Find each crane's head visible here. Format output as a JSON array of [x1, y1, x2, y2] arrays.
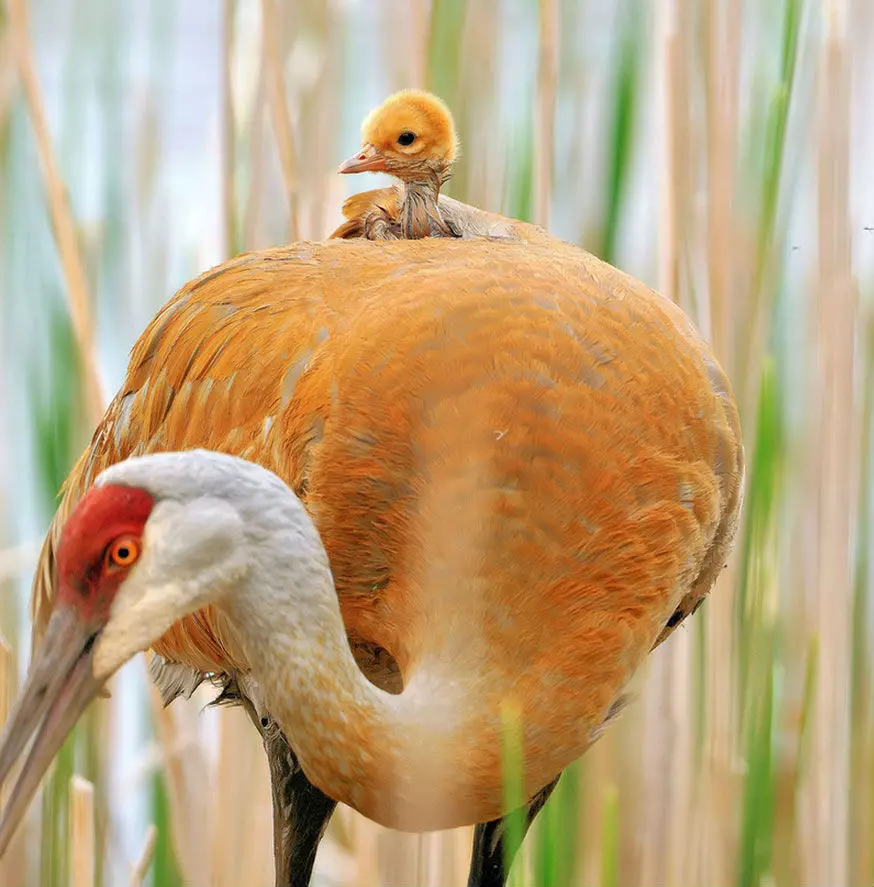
[[0, 450, 303, 857], [338, 89, 459, 185]]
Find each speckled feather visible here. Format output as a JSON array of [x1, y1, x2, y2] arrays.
[[330, 191, 547, 243], [30, 235, 742, 803]]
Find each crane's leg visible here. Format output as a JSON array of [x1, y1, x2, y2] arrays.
[[466, 774, 562, 887], [231, 680, 337, 887], [261, 723, 338, 887], [363, 208, 401, 240]]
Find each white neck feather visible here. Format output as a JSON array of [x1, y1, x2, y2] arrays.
[[221, 513, 398, 801]]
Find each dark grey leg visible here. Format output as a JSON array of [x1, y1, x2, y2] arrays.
[[261, 723, 338, 887], [466, 775, 562, 887]]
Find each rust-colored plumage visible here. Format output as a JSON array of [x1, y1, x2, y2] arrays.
[[334, 90, 460, 240], [22, 233, 742, 859], [31, 233, 741, 717]]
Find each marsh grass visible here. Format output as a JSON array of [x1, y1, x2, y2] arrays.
[[0, 0, 870, 885], [500, 701, 526, 887]]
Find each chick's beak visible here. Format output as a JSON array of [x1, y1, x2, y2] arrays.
[[0, 603, 105, 858], [337, 143, 387, 174]]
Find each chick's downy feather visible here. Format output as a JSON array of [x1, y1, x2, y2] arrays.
[[336, 90, 461, 240]]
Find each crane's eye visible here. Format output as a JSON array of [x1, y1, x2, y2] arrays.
[[105, 536, 141, 571], [397, 131, 416, 147]]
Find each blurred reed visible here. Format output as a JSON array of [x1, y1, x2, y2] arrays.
[[69, 776, 95, 887], [0, 0, 870, 885], [129, 825, 157, 887]]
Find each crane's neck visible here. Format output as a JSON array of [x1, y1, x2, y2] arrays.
[[215, 517, 450, 829]]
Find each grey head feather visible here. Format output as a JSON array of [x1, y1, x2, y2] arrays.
[[96, 448, 292, 509]]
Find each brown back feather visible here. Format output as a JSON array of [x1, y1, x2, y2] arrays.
[[31, 237, 742, 720]]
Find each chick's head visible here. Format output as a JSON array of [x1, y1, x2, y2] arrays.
[[339, 90, 459, 183]]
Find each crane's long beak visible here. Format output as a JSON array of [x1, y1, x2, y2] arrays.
[[337, 143, 387, 174], [0, 603, 104, 858]]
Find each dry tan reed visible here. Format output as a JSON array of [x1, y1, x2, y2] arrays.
[[802, 6, 855, 883], [409, 1, 431, 89], [639, 6, 686, 884], [0, 29, 16, 126], [261, 0, 301, 243], [706, 0, 742, 365], [68, 776, 95, 887], [534, 0, 559, 229], [242, 60, 269, 250], [128, 825, 157, 887], [222, 0, 240, 258], [0, 634, 10, 732], [700, 2, 743, 883], [0, 635, 26, 885]]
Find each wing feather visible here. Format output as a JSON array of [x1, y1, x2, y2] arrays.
[[30, 237, 742, 725], [329, 190, 549, 244]]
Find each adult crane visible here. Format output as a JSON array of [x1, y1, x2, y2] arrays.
[[0, 230, 743, 884]]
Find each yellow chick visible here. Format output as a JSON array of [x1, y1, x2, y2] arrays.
[[336, 89, 460, 240]]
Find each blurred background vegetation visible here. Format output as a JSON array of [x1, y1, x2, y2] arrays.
[[0, 0, 870, 885]]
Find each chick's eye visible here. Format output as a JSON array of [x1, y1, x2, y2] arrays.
[[397, 131, 416, 147], [105, 536, 140, 571]]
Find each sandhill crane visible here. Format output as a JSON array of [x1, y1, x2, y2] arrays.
[[0, 233, 742, 883], [335, 89, 459, 240], [34, 205, 566, 887]]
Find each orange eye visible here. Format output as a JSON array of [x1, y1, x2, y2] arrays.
[[105, 536, 140, 571]]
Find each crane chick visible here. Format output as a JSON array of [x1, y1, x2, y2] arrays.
[[336, 89, 460, 240]]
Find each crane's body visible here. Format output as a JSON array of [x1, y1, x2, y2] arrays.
[[3, 232, 742, 861]]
